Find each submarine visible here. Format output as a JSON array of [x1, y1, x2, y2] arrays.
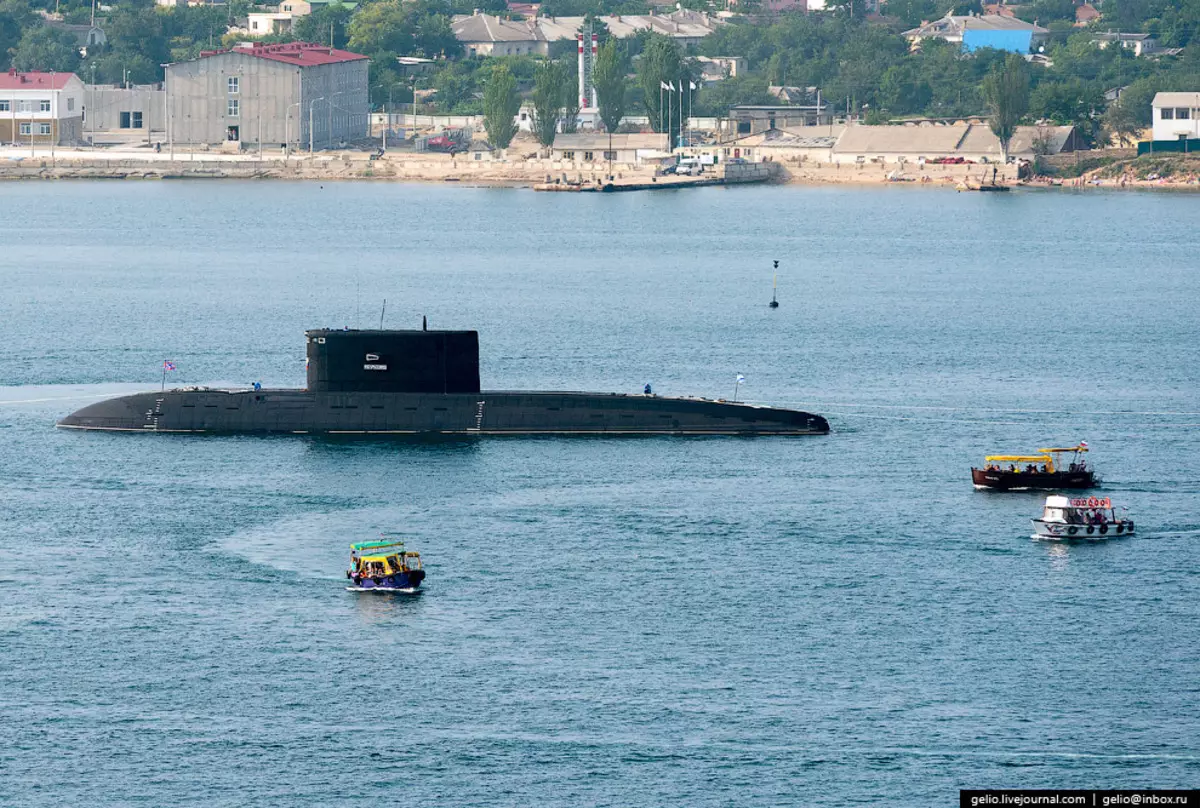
[[57, 328, 829, 436]]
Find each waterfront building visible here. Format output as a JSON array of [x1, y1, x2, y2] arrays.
[[903, 13, 1049, 53], [0, 70, 85, 146], [1150, 93, 1200, 142], [164, 42, 369, 150], [83, 84, 167, 144], [549, 133, 669, 165]]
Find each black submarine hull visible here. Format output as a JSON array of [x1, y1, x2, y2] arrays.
[[57, 389, 828, 436]]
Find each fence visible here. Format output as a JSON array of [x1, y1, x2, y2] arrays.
[[1137, 139, 1200, 155]]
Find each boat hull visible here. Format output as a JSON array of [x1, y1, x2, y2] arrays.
[[1031, 519, 1134, 540], [972, 468, 1095, 490], [349, 569, 426, 590], [57, 389, 829, 436]]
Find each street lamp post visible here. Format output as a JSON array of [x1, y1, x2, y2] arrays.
[[285, 101, 300, 160], [309, 96, 324, 154]]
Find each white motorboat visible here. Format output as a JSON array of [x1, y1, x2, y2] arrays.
[[1031, 495, 1135, 540]]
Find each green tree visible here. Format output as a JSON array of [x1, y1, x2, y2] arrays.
[[293, 2, 353, 49], [483, 63, 519, 149], [0, 0, 37, 70], [530, 59, 566, 147], [10, 26, 82, 73], [83, 52, 160, 85], [638, 33, 686, 145], [592, 39, 626, 134], [434, 61, 477, 113], [982, 53, 1030, 161]]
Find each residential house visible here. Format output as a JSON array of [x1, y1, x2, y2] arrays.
[[1090, 32, 1158, 57], [1074, 3, 1101, 26], [43, 20, 107, 56], [1151, 92, 1200, 141], [695, 56, 745, 85], [452, 14, 547, 57], [903, 13, 1049, 54], [164, 41, 369, 148], [453, 10, 722, 56], [0, 69, 86, 146], [247, 11, 297, 35], [549, 133, 669, 165]]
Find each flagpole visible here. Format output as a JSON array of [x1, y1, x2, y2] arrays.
[[659, 84, 664, 135], [162, 362, 167, 391], [733, 376, 741, 403]]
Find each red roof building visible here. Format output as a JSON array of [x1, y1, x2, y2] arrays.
[[1, 69, 86, 146], [229, 42, 369, 67], [0, 69, 79, 91]]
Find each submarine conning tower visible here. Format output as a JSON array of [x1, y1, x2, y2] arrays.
[[305, 329, 481, 394]]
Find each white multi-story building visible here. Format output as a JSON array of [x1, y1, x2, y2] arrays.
[[1151, 92, 1200, 141], [0, 70, 86, 146]]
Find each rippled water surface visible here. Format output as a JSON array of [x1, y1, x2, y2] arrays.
[[2, 182, 1199, 806]]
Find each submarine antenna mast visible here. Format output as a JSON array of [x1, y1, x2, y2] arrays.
[[769, 260, 779, 309], [379, 299, 387, 330]]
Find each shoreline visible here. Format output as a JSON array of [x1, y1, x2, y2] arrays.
[[3, 147, 1198, 191]]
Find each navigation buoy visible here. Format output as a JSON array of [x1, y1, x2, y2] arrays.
[[769, 260, 780, 308]]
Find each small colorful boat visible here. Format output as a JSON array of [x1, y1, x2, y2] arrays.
[[347, 537, 425, 592], [1031, 495, 1135, 540], [972, 443, 1096, 490]]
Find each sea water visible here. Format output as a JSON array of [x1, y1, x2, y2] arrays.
[[1, 182, 1198, 806]]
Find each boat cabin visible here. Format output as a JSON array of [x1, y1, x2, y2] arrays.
[[349, 540, 423, 578], [1041, 495, 1116, 525]]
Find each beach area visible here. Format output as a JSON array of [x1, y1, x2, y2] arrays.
[[5, 143, 1198, 191]]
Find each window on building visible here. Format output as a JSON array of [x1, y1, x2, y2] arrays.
[[737, 121, 751, 134], [19, 122, 31, 135], [583, 151, 594, 161], [228, 99, 240, 117], [39, 123, 51, 135], [1161, 108, 1174, 120], [17, 100, 32, 113], [132, 111, 143, 128], [120, 111, 131, 128], [39, 99, 51, 112], [0, 100, 8, 112], [228, 76, 239, 94], [563, 151, 575, 160], [1177, 108, 1191, 119], [603, 150, 616, 161], [67, 98, 74, 111]]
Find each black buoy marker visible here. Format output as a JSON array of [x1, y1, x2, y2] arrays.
[[769, 260, 780, 308]]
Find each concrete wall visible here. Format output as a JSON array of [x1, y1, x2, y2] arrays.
[[166, 52, 368, 148], [84, 85, 167, 139]]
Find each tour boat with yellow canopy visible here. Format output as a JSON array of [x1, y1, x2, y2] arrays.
[[347, 536, 425, 592], [1031, 495, 1134, 540], [971, 442, 1096, 490]]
